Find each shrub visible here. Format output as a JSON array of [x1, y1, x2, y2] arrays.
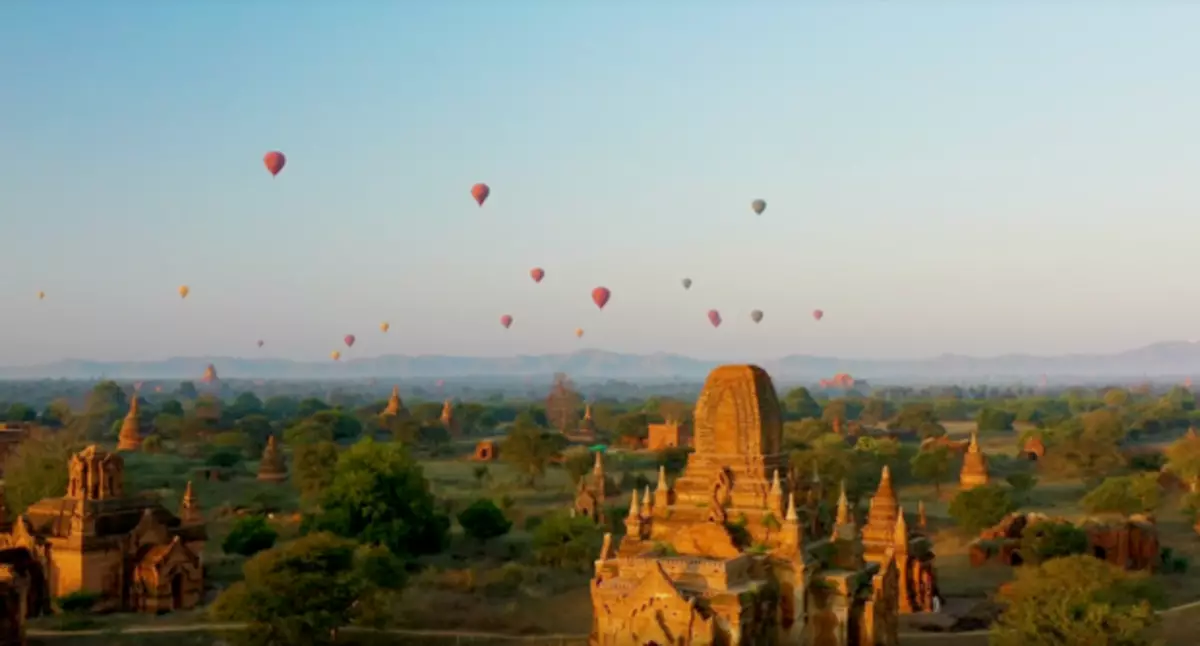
[[222, 515, 278, 557]]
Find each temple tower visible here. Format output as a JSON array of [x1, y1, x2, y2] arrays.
[[179, 481, 203, 526], [440, 400, 461, 437], [861, 466, 899, 565], [116, 398, 142, 452], [257, 436, 287, 483], [959, 432, 990, 490], [381, 386, 406, 417]]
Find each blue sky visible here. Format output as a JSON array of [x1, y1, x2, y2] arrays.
[[3, 2, 1199, 364]]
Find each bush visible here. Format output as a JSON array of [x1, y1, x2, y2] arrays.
[[222, 515, 278, 557], [948, 485, 1016, 534], [1081, 474, 1162, 515], [457, 499, 512, 543], [57, 591, 100, 613], [1020, 520, 1088, 565]]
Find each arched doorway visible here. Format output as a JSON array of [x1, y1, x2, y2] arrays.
[[1009, 551, 1024, 566], [170, 573, 184, 610], [1093, 546, 1108, 561]]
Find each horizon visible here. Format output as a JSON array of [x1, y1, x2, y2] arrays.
[[5, 4, 1200, 364]]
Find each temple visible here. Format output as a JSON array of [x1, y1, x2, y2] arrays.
[[0, 446, 206, 613], [857, 470, 940, 614], [116, 398, 142, 452], [959, 432, 989, 490], [574, 451, 614, 524], [256, 436, 287, 483], [440, 400, 462, 438], [381, 386, 408, 418], [646, 419, 685, 451], [588, 364, 901, 645]]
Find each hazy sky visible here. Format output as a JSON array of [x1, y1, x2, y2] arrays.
[[3, 3, 1199, 365]]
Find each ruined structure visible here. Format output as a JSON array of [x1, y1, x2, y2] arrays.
[[256, 436, 287, 483], [440, 400, 462, 438], [1019, 435, 1045, 461], [474, 440, 499, 462], [646, 420, 685, 451], [969, 512, 1161, 571], [381, 386, 408, 418], [858, 469, 941, 614], [958, 433, 989, 490], [116, 398, 143, 452], [574, 451, 613, 524], [0, 446, 206, 613], [588, 365, 900, 645]]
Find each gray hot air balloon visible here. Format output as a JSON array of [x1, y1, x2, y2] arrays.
[[682, 278, 692, 290], [751, 199, 766, 215], [750, 309, 763, 323]]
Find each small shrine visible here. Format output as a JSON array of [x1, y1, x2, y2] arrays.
[[381, 386, 408, 418], [573, 451, 614, 524], [473, 440, 499, 462], [959, 432, 990, 490], [440, 400, 461, 438]]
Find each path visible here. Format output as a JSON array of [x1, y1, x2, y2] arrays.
[[27, 598, 1200, 641]]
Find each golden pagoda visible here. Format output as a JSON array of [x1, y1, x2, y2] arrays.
[[959, 432, 990, 490], [381, 386, 407, 418], [179, 481, 203, 526], [859, 473, 942, 615], [573, 450, 610, 523], [440, 400, 461, 438], [117, 397, 143, 451], [256, 436, 287, 483], [589, 365, 899, 645]]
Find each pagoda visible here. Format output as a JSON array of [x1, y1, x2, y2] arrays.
[[573, 450, 611, 524], [959, 432, 990, 490], [589, 364, 899, 645], [440, 400, 461, 438], [117, 397, 143, 451], [381, 386, 407, 418], [858, 470, 941, 614], [256, 436, 287, 483]]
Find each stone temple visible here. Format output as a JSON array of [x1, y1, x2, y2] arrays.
[[589, 365, 900, 645]]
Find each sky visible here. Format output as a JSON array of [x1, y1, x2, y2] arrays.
[[2, 2, 1200, 365]]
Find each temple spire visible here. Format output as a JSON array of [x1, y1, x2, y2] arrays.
[[180, 480, 202, 525], [786, 492, 798, 522], [117, 396, 142, 451], [836, 480, 851, 525]]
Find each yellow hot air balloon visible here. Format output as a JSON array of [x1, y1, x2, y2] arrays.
[[380, 322, 390, 333], [330, 350, 341, 361], [575, 328, 584, 338], [178, 285, 190, 299], [37, 291, 45, 300]]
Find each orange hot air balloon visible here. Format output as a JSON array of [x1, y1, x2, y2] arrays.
[[380, 322, 390, 333], [330, 350, 341, 361], [707, 310, 722, 328], [591, 287, 611, 310], [37, 291, 45, 300], [344, 335, 356, 348], [575, 328, 584, 338], [530, 267, 545, 283], [264, 151, 286, 177], [812, 309, 824, 321], [500, 315, 513, 329], [471, 183, 490, 206], [154, 385, 163, 393], [178, 285, 190, 299]]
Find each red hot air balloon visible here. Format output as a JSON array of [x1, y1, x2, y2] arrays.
[[344, 334, 356, 347], [530, 267, 545, 283], [707, 310, 722, 328], [812, 309, 824, 321], [471, 183, 490, 206], [257, 340, 264, 348], [263, 151, 286, 177], [500, 315, 513, 329], [592, 287, 611, 310]]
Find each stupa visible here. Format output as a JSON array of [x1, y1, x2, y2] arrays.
[[256, 436, 287, 483], [117, 397, 143, 451], [959, 432, 990, 490], [440, 400, 461, 437], [381, 386, 407, 418]]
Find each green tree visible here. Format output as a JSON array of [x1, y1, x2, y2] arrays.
[[858, 398, 895, 425], [560, 446, 595, 485], [235, 414, 275, 457], [223, 515, 279, 557], [1080, 474, 1162, 515], [1005, 473, 1038, 503], [2, 427, 82, 515], [39, 398, 73, 428], [456, 499, 512, 543], [821, 398, 861, 425], [285, 420, 335, 445], [783, 418, 833, 449], [889, 403, 938, 433], [530, 512, 604, 571], [976, 407, 1016, 433], [501, 414, 559, 486], [1103, 388, 1130, 408], [296, 397, 331, 418], [81, 380, 128, 439], [304, 439, 449, 560], [1081, 408, 1126, 444], [910, 446, 953, 496], [1019, 520, 1088, 565], [990, 555, 1161, 646], [5, 403, 36, 422], [210, 532, 406, 645], [159, 399, 185, 416], [782, 387, 822, 419], [613, 412, 650, 442], [948, 485, 1016, 534], [1165, 432, 1200, 491], [292, 441, 340, 501]]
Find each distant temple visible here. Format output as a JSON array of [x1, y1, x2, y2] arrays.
[[381, 386, 407, 419], [257, 436, 287, 483], [574, 451, 615, 524], [440, 400, 461, 438], [117, 398, 142, 452], [959, 432, 990, 490]]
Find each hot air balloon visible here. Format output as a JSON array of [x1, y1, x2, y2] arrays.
[[708, 310, 722, 328], [344, 335, 356, 348], [330, 351, 341, 361], [380, 322, 390, 333], [257, 340, 264, 348], [751, 310, 763, 323], [575, 328, 584, 338], [133, 381, 143, 391], [178, 285, 190, 299], [812, 309, 824, 321], [530, 267, 545, 283], [37, 291, 45, 300], [471, 183, 490, 206], [264, 151, 286, 177], [681, 278, 692, 290], [592, 287, 611, 310], [500, 315, 513, 329], [751, 199, 766, 215]]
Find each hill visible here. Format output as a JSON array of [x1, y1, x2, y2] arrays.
[[2, 342, 1199, 382]]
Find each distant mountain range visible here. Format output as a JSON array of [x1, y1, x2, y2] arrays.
[[2, 342, 1199, 383]]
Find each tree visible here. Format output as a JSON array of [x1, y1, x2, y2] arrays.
[[502, 414, 560, 486], [229, 392, 265, 418], [910, 446, 953, 497], [783, 387, 822, 419], [657, 446, 692, 479], [5, 403, 36, 423], [81, 380, 127, 439], [159, 399, 185, 416], [304, 439, 449, 560], [1005, 472, 1038, 503], [457, 499, 512, 543], [990, 555, 1161, 646], [292, 441, 339, 501], [1080, 474, 1162, 516], [210, 532, 406, 645], [235, 414, 275, 457], [1040, 434, 1127, 481], [544, 373, 582, 433], [889, 403, 938, 433], [1165, 432, 1200, 491], [285, 420, 334, 445], [305, 410, 363, 442], [1019, 520, 1088, 565], [39, 398, 73, 428], [1103, 388, 1130, 408], [2, 427, 82, 515], [859, 398, 895, 425], [1081, 408, 1126, 444], [223, 515, 279, 557], [821, 398, 861, 425], [177, 381, 198, 399], [976, 407, 1016, 433], [783, 418, 833, 449], [560, 446, 595, 485], [614, 412, 651, 442], [530, 512, 603, 571], [948, 485, 1015, 534]]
